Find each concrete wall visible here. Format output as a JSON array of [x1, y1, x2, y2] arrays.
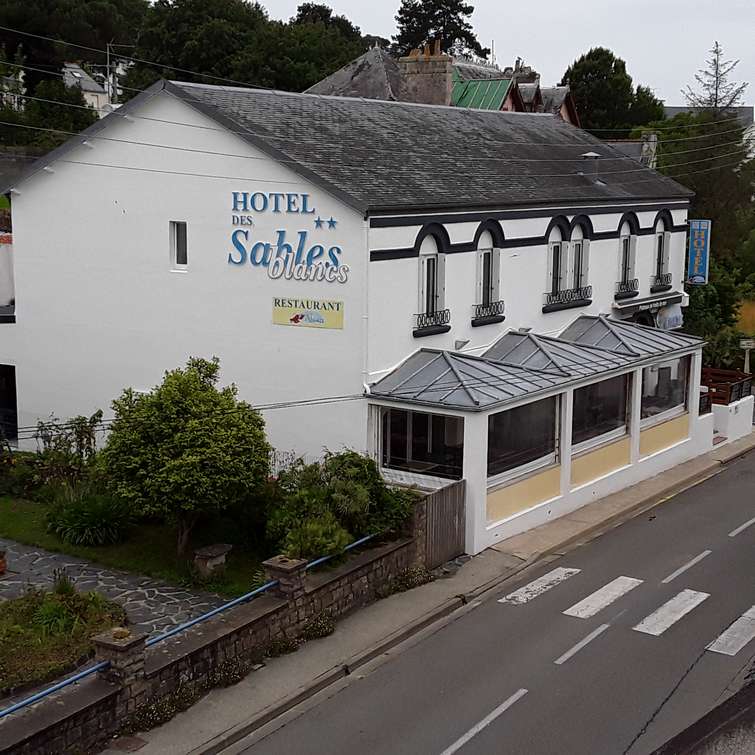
[[712, 396, 754, 442], [4, 92, 369, 458]]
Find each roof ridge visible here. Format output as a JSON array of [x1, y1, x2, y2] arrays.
[[442, 352, 480, 406], [528, 334, 573, 376]]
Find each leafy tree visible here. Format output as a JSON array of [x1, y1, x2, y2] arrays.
[[684, 40, 748, 112], [561, 47, 664, 133], [101, 357, 271, 557], [392, 0, 489, 58], [0, 0, 148, 93]]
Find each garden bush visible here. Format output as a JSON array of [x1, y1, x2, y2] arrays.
[[268, 451, 416, 558], [46, 483, 133, 546], [283, 510, 351, 559]]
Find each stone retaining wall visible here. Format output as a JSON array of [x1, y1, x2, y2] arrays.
[[0, 508, 433, 754]]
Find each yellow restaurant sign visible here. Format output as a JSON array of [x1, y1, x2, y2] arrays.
[[272, 297, 344, 329]]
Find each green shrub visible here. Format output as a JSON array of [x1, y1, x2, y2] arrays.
[[46, 483, 133, 546], [0, 453, 44, 498], [32, 599, 76, 636], [52, 568, 76, 597], [267, 451, 416, 555], [283, 510, 351, 559]]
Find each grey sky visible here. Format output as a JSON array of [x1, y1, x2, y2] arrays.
[[269, 0, 754, 105]]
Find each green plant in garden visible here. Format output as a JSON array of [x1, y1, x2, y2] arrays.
[[101, 357, 271, 556], [283, 510, 351, 559], [269, 451, 416, 558], [35, 410, 103, 485], [46, 483, 133, 546]]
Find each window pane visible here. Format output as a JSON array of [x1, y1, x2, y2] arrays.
[[656, 234, 664, 276], [482, 251, 492, 306], [382, 408, 463, 479], [174, 222, 188, 266], [621, 237, 631, 281], [641, 356, 690, 419], [425, 256, 437, 314], [551, 244, 561, 293], [487, 396, 557, 476], [572, 374, 629, 446], [573, 242, 583, 288]]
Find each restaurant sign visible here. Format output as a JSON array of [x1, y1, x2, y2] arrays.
[[687, 219, 711, 285], [272, 298, 344, 329]]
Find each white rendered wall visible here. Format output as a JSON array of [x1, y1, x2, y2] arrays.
[[367, 204, 689, 377], [713, 396, 754, 442], [5, 92, 369, 458]]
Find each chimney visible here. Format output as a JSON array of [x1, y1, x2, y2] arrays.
[[580, 151, 601, 179], [398, 38, 453, 106], [641, 132, 658, 169]]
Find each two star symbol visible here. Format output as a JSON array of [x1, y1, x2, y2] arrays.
[[314, 216, 337, 229]]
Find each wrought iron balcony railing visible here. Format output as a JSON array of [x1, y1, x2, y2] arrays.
[[414, 308, 451, 331], [615, 278, 639, 299], [651, 272, 673, 292], [543, 285, 592, 309], [472, 299, 505, 321]]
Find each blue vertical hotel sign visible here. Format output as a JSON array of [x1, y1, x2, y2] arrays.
[[687, 219, 711, 285]]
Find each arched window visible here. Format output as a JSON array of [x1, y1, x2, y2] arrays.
[[547, 225, 566, 296], [418, 234, 444, 317], [652, 217, 672, 292], [570, 224, 590, 290], [475, 230, 501, 309], [616, 221, 638, 297]]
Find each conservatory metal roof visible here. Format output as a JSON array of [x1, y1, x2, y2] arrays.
[[368, 316, 702, 411]]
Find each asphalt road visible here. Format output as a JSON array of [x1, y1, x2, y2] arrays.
[[238, 456, 755, 755]]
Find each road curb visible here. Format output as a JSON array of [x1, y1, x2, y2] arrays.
[[198, 443, 754, 754]]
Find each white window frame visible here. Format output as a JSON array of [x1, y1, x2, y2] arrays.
[[639, 403, 687, 430], [170, 220, 188, 271], [654, 229, 672, 279], [571, 238, 590, 289], [618, 233, 637, 283], [475, 247, 501, 306], [547, 241, 568, 294], [571, 424, 628, 456], [417, 237, 445, 316]]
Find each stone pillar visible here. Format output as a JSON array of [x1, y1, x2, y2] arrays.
[[262, 555, 307, 600], [461, 411, 488, 554], [93, 627, 147, 714]]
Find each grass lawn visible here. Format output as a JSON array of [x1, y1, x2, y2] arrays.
[[0, 497, 267, 598], [0, 582, 125, 696]]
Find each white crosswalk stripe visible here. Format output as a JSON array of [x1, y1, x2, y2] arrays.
[[563, 576, 644, 619], [707, 606, 755, 656], [633, 589, 710, 636], [499, 567, 581, 605]]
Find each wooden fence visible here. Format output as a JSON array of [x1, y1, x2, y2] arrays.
[[423, 479, 466, 569]]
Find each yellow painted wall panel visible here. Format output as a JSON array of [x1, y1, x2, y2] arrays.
[[486, 466, 561, 524], [640, 413, 690, 457], [571, 437, 631, 488]]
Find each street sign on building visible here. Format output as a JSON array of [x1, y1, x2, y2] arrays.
[[687, 220, 711, 285]]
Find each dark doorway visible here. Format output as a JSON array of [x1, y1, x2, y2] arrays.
[[0, 364, 17, 443], [632, 311, 656, 327]]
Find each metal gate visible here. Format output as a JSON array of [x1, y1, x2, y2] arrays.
[[424, 479, 466, 569]]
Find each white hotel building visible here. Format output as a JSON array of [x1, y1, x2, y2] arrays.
[[1, 81, 751, 553]]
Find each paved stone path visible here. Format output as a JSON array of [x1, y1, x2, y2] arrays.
[[0, 537, 227, 635]]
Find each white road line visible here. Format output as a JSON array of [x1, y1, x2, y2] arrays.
[[728, 516, 755, 538], [563, 576, 643, 619], [498, 567, 581, 606], [633, 589, 710, 636], [554, 624, 610, 665], [707, 607, 755, 656], [661, 550, 712, 584], [439, 689, 528, 755]]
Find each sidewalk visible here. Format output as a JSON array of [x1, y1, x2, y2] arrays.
[[112, 431, 755, 755]]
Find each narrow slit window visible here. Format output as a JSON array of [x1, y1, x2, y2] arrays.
[[425, 255, 437, 314], [171, 221, 188, 268], [481, 250, 492, 307], [572, 241, 583, 288], [551, 243, 561, 294], [621, 237, 631, 282], [656, 234, 665, 277]]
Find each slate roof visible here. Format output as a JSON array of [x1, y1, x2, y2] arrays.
[[2, 79, 694, 211], [540, 86, 569, 113], [664, 105, 753, 128], [369, 316, 702, 411], [305, 47, 401, 101], [62, 63, 105, 95]]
